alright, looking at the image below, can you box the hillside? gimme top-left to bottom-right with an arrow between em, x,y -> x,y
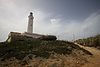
75,35 -> 100,50
0,39 -> 92,67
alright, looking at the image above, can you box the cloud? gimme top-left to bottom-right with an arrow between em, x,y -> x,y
60,11 -> 100,40
82,11 -> 100,36
0,0 -> 100,42
34,10 -> 100,40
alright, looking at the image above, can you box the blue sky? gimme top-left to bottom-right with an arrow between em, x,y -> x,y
0,0 -> 100,41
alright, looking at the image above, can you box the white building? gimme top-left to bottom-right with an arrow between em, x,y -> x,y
27,12 -> 34,33
6,12 -> 57,42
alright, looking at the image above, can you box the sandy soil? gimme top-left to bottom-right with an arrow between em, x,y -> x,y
76,43 -> 100,67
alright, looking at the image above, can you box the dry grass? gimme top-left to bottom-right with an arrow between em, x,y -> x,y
29,54 -> 87,67
0,52 -> 89,67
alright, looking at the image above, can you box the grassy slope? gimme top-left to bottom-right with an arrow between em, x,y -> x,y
75,35 -> 100,49
0,39 -> 93,67
0,39 -> 92,60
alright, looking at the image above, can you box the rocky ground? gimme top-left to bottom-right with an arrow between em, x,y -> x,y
0,40 -> 92,67
0,53 -> 90,67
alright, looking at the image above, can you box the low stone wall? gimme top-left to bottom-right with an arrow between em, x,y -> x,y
7,32 -> 57,42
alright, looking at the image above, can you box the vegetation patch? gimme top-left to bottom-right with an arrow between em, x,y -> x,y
75,35 -> 100,50
0,39 -> 92,60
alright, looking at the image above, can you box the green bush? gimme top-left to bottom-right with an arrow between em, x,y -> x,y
75,34 -> 100,49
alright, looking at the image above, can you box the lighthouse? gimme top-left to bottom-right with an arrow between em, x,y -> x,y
27,12 -> 34,33
6,12 -> 57,42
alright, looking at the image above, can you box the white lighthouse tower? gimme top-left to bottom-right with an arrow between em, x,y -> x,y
6,12 -> 57,42
27,12 -> 34,33
23,12 -> 44,38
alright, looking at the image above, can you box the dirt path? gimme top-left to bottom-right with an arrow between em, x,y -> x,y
75,43 -> 100,67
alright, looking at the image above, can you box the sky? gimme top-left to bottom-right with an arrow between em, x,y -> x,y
0,0 -> 100,41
